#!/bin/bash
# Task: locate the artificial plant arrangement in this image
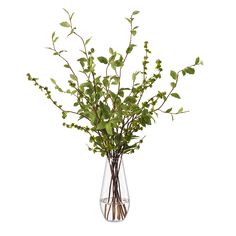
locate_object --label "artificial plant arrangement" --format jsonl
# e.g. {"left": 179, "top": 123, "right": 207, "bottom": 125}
{"left": 27, "top": 9, "right": 202, "bottom": 222}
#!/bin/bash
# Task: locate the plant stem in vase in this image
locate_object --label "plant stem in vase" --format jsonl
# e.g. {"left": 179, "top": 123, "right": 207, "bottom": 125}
{"left": 100, "top": 152, "right": 129, "bottom": 222}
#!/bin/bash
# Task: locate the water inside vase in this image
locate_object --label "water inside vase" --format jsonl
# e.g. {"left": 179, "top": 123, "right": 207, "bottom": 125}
{"left": 100, "top": 197, "right": 130, "bottom": 222}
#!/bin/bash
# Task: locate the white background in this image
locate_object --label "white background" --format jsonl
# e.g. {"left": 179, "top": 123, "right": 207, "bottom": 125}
{"left": 0, "top": 0, "right": 236, "bottom": 235}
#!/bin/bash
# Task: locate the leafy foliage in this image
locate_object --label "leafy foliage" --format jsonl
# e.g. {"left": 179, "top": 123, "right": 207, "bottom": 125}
{"left": 27, "top": 9, "right": 202, "bottom": 157}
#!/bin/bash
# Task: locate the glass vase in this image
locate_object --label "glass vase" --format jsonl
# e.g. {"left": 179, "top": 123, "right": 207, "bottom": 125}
{"left": 100, "top": 154, "right": 130, "bottom": 222}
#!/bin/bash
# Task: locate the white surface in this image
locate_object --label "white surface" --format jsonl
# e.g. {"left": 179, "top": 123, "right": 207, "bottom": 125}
{"left": 0, "top": 0, "right": 235, "bottom": 235}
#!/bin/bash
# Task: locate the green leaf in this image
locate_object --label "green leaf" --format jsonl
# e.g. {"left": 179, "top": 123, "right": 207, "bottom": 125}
{"left": 171, "top": 93, "right": 181, "bottom": 99}
{"left": 131, "top": 30, "right": 137, "bottom": 36}
{"left": 64, "top": 64, "right": 70, "bottom": 68}
{"left": 157, "top": 91, "right": 167, "bottom": 99}
{"left": 87, "top": 112, "right": 97, "bottom": 125}
{"left": 178, "top": 107, "right": 184, "bottom": 113}
{"left": 77, "top": 57, "right": 87, "bottom": 67}
{"left": 185, "top": 67, "right": 195, "bottom": 74}
{"left": 54, "top": 37, "right": 59, "bottom": 43}
{"left": 170, "top": 82, "right": 176, "bottom": 88}
{"left": 96, "top": 120, "right": 106, "bottom": 130}
{"left": 102, "top": 77, "right": 109, "bottom": 87}
{"left": 118, "top": 89, "right": 124, "bottom": 97}
{"left": 132, "top": 10, "right": 140, "bottom": 15}
{"left": 52, "top": 32, "right": 56, "bottom": 39}
{"left": 50, "top": 78, "right": 56, "bottom": 84}
{"left": 85, "top": 89, "right": 93, "bottom": 95}
{"left": 60, "top": 21, "right": 70, "bottom": 28}
{"left": 62, "top": 111, "right": 67, "bottom": 119}
{"left": 111, "top": 76, "right": 120, "bottom": 85}
{"left": 170, "top": 70, "right": 178, "bottom": 80}
{"left": 125, "top": 17, "right": 132, "bottom": 24}
{"left": 109, "top": 48, "right": 114, "bottom": 54}
{"left": 141, "top": 110, "right": 152, "bottom": 126}
{"left": 62, "top": 8, "right": 70, "bottom": 16}
{"left": 124, "top": 96, "right": 136, "bottom": 104}
{"left": 126, "top": 46, "right": 132, "bottom": 54}
{"left": 55, "top": 86, "right": 63, "bottom": 92}
{"left": 70, "top": 74, "right": 78, "bottom": 81}
{"left": 80, "top": 82, "right": 93, "bottom": 91}
{"left": 113, "top": 60, "right": 123, "bottom": 67}
{"left": 97, "top": 56, "right": 108, "bottom": 64}
{"left": 126, "top": 44, "right": 136, "bottom": 54}
{"left": 132, "top": 71, "right": 139, "bottom": 81}
{"left": 195, "top": 57, "right": 200, "bottom": 65}
{"left": 166, "top": 108, "right": 172, "bottom": 113}
{"left": 100, "top": 102, "right": 111, "bottom": 119}
{"left": 85, "top": 37, "right": 92, "bottom": 45}
{"left": 105, "top": 122, "right": 113, "bottom": 135}
{"left": 182, "top": 70, "right": 186, "bottom": 76}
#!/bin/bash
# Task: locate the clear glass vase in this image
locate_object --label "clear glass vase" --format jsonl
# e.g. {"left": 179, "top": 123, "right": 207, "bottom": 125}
{"left": 100, "top": 154, "right": 130, "bottom": 222}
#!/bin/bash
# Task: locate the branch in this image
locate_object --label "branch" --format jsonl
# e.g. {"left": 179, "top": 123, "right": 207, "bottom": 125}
{"left": 27, "top": 74, "right": 78, "bottom": 116}
{"left": 155, "top": 63, "right": 197, "bottom": 112}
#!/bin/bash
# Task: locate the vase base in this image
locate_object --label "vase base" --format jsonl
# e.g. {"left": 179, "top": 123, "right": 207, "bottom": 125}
{"left": 100, "top": 198, "right": 130, "bottom": 222}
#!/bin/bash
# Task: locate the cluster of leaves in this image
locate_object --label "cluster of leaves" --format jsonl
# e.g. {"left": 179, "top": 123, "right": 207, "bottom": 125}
{"left": 27, "top": 9, "right": 203, "bottom": 157}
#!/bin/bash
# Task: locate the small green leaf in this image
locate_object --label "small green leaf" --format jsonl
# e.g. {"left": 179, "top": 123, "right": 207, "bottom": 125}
{"left": 50, "top": 78, "right": 56, "bottom": 84}
{"left": 70, "top": 74, "right": 77, "bottom": 81}
{"left": 62, "top": 111, "right": 67, "bottom": 119}
{"left": 74, "top": 102, "right": 79, "bottom": 106}
{"left": 64, "top": 64, "right": 70, "bottom": 68}
{"left": 97, "top": 56, "right": 108, "bottom": 64}
{"left": 85, "top": 37, "right": 92, "bottom": 45}
{"left": 80, "top": 82, "right": 93, "bottom": 91}
{"left": 132, "top": 71, "right": 139, "bottom": 81}
{"left": 125, "top": 17, "right": 132, "bottom": 24}
{"left": 109, "top": 48, "right": 114, "bottom": 54}
{"left": 77, "top": 57, "right": 87, "bottom": 67}
{"left": 195, "top": 57, "right": 200, "bottom": 65}
{"left": 55, "top": 86, "right": 63, "bottom": 92}
{"left": 185, "top": 67, "right": 195, "bottom": 74}
{"left": 170, "top": 82, "right": 176, "bottom": 88}
{"left": 157, "top": 91, "right": 167, "bottom": 99}
{"left": 170, "top": 70, "right": 178, "bottom": 80}
{"left": 52, "top": 32, "right": 56, "bottom": 39}
{"left": 100, "top": 102, "right": 111, "bottom": 119}
{"left": 103, "top": 78, "right": 109, "bottom": 87}
{"left": 114, "top": 60, "right": 123, "bottom": 67}
{"left": 166, "top": 108, "right": 172, "bottom": 113}
{"left": 126, "top": 44, "right": 136, "bottom": 54}
{"left": 60, "top": 21, "right": 70, "bottom": 28}
{"left": 178, "top": 107, "right": 184, "bottom": 113}
{"left": 105, "top": 122, "right": 113, "bottom": 135}
{"left": 111, "top": 76, "right": 120, "bottom": 85}
{"left": 131, "top": 30, "right": 137, "bottom": 36}
{"left": 124, "top": 96, "right": 136, "bottom": 104}
{"left": 62, "top": 8, "right": 70, "bottom": 16}
{"left": 132, "top": 10, "right": 140, "bottom": 15}
{"left": 118, "top": 89, "right": 124, "bottom": 97}
{"left": 171, "top": 93, "right": 181, "bottom": 99}
{"left": 96, "top": 120, "right": 106, "bottom": 130}
{"left": 54, "top": 37, "right": 59, "bottom": 43}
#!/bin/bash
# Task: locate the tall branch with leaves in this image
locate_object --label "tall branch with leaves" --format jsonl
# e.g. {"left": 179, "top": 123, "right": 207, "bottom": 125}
{"left": 27, "top": 9, "right": 202, "bottom": 157}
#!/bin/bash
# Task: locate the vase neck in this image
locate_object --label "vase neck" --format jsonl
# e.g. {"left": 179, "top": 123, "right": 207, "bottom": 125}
{"left": 107, "top": 151, "right": 123, "bottom": 160}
